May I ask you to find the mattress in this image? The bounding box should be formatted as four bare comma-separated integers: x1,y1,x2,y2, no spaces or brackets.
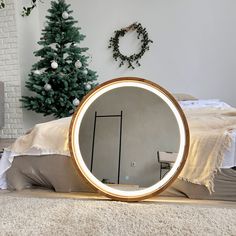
6,154,236,201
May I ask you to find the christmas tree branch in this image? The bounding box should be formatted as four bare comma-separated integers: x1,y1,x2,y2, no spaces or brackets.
0,0,43,17
21,0,41,17
0,0,5,9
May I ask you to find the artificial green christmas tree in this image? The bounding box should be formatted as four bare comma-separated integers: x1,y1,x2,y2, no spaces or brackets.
21,0,98,118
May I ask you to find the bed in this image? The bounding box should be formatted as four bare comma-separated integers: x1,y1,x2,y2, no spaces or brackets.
1,95,236,201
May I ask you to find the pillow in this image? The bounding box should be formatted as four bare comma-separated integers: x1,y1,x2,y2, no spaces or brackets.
173,93,198,101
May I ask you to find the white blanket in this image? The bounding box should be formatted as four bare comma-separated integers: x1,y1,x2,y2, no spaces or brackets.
9,117,71,156
178,105,236,192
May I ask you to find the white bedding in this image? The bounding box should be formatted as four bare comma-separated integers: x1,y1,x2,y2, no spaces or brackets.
0,99,236,191
180,99,236,168
179,99,231,109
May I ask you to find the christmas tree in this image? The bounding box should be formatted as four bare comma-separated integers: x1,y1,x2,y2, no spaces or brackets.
21,0,98,118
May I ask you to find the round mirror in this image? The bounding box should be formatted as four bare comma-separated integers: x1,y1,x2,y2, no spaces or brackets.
69,77,189,201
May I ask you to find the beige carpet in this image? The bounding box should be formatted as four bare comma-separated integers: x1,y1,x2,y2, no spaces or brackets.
0,191,235,236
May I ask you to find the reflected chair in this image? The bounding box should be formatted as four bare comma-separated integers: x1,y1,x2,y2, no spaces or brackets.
157,151,177,179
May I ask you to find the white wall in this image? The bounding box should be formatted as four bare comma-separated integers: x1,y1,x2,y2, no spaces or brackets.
19,0,236,129
0,0,24,138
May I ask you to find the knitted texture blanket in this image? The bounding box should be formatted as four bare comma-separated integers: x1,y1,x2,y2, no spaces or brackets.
179,107,236,192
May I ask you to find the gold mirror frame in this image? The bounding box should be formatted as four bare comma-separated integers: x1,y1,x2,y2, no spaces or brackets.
69,77,189,202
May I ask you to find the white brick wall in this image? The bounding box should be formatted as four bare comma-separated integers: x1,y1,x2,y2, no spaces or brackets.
0,0,23,138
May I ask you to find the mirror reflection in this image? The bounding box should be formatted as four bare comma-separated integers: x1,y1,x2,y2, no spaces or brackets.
79,86,180,191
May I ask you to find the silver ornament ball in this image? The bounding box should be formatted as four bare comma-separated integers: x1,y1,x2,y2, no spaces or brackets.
51,61,58,69
34,70,41,75
82,69,88,75
73,98,80,106
85,83,92,91
75,60,82,68
62,11,69,19
44,83,52,91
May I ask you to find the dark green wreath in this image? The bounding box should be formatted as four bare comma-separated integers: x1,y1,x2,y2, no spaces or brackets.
108,22,153,69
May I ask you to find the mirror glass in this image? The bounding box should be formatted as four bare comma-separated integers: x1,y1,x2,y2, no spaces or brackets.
69,78,189,201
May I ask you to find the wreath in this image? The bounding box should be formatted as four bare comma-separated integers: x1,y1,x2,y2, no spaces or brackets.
108,22,153,69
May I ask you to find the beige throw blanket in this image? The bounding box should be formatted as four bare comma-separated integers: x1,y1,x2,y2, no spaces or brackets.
8,107,236,192
9,117,71,156
179,107,236,192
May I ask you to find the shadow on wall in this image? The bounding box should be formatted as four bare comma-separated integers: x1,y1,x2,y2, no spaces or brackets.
79,87,180,187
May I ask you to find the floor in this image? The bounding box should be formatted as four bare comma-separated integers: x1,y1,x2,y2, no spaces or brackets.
1,190,235,236
1,188,236,209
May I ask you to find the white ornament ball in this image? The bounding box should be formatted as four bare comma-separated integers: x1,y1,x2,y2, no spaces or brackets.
44,83,52,91
51,61,58,69
34,70,41,75
62,11,69,19
85,83,91,91
75,60,82,68
73,98,80,106
82,69,88,75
